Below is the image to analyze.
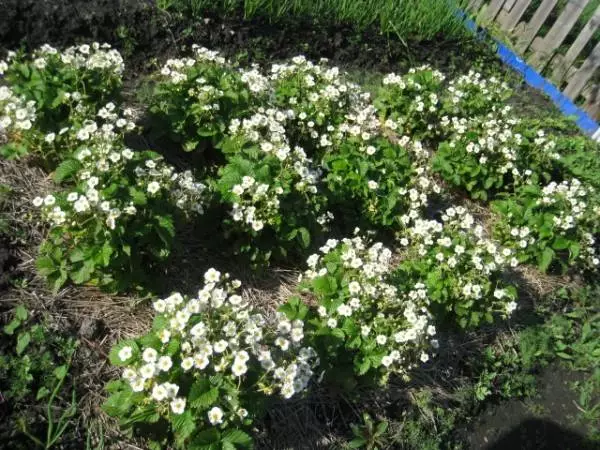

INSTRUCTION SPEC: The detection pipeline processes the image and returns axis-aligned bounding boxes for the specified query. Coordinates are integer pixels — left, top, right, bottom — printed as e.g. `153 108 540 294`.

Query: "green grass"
157 0 470 42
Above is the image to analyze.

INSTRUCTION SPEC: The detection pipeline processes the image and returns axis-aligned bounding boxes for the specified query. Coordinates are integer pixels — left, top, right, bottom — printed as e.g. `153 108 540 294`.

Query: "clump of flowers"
441 70 512 118
270 56 370 157
217 107 329 262
323 136 440 230
434 112 559 200
106 269 318 449
376 65 446 140
493 179 600 272
395 206 519 328
34 104 209 291
1 43 123 137
0 85 38 158
150 46 257 152
280 233 436 385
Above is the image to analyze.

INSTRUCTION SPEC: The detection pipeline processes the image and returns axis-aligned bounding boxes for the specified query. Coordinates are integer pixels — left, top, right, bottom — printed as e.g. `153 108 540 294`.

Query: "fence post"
528 0 592 71
514 0 559 53
551 5 600 85
497 0 533 30
564 40 600 100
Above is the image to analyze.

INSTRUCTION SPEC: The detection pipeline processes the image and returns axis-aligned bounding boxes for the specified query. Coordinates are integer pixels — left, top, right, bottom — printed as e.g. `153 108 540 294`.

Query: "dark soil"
0 0 495 75
0 236 19 291
468 363 597 450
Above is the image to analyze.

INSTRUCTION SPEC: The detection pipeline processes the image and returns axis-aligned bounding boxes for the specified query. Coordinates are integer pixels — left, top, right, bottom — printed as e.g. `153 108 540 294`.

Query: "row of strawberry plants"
2 43 600 449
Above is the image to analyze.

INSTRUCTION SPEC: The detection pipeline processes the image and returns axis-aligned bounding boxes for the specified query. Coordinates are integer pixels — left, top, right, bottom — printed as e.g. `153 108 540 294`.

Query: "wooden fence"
467 0 600 119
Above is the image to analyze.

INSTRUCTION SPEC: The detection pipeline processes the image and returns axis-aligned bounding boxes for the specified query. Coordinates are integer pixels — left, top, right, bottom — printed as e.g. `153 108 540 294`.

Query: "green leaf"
54 365 68 380
156 215 175 238
120 405 161 427
36 256 58 277
69 248 86 263
297 227 310 248
173 410 196 444
357 357 371 375
556 352 573 360
192 428 221 445
278 297 307 321
184 139 200 152
103 389 137 417
348 438 368 448
71 261 94 284
375 420 388 435
4 318 22 335
189 380 219 408
539 247 555 272
16 332 31 355
36 386 50 400
552 236 570 250
312 276 336 296
53 159 81 183
129 187 147 206
222 442 236 450
14 305 28 321
100 242 113 266
222 429 253 447
568 241 580 260
52 270 68 292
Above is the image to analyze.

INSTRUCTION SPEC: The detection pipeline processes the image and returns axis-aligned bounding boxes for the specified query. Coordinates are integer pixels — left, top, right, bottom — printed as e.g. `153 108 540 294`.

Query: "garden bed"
0 2 598 450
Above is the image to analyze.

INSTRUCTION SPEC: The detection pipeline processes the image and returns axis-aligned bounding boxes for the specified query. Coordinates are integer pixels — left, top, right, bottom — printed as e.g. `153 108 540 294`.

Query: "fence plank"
582 84 600 119
564 40 600 99
515 0 559 53
497 0 533 30
482 0 507 21
551 5 600 84
529 0 592 70
468 0 486 10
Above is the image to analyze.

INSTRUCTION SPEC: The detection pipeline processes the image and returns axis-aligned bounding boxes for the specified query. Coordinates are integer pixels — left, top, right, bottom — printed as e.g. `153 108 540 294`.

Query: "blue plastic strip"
457 11 600 138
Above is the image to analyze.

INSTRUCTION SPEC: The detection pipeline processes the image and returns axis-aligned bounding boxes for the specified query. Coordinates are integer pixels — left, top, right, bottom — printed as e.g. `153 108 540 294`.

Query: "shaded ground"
469 364 596 449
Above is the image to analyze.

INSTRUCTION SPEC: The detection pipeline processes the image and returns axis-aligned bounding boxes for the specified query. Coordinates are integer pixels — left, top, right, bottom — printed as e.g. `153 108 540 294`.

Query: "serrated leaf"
173 410 196 444
222 442 236 450
71 260 94 284
189 379 219 409
222 429 253 447
539 247 555 272
4 318 22 335
36 386 50 400
192 387 219 409
103 389 137 418
36 256 58 277
129 187 147 206
357 357 371 375
312 276 336 296
14 305 28 321
54 365 68 380
192 428 221 445
53 159 81 183
120 405 161 427
16 332 31 355
552 236 570 250
156 215 175 238
297 227 310 248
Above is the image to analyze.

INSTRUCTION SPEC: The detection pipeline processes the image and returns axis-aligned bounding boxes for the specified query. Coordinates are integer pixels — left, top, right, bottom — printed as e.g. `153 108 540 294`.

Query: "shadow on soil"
484 419 597 450
469 363 597 450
